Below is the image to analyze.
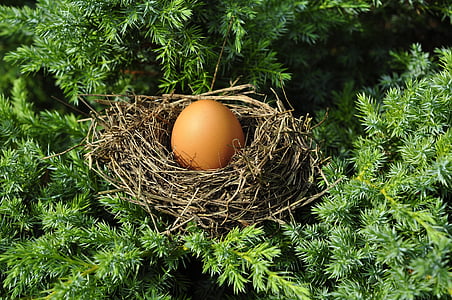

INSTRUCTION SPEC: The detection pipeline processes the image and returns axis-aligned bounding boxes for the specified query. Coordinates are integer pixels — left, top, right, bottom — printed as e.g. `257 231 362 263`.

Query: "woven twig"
85 85 323 235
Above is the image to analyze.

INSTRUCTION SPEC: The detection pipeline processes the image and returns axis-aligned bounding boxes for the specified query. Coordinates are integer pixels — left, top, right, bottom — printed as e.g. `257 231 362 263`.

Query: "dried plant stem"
210 18 234 91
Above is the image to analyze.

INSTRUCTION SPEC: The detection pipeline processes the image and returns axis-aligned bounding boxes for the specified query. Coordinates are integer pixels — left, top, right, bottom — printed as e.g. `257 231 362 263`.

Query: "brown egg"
171 99 245 170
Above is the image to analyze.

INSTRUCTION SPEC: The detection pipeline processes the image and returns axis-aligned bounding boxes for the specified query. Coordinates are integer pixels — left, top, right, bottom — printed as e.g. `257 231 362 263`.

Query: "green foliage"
0 79 312 298
0 78 85 152
0 1 63 109
185 226 310 299
314 43 448 159
291 49 452 299
280 0 452 113
4 0 441 103
313 81 362 159
0 1 452 299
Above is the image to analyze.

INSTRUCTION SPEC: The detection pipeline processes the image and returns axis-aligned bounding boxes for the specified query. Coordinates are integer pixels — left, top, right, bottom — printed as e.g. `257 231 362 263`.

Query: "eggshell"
171 99 245 170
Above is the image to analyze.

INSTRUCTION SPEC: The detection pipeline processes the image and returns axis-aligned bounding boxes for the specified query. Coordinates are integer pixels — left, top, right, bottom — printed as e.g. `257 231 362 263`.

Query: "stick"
210 18 234 91
42 141 86 160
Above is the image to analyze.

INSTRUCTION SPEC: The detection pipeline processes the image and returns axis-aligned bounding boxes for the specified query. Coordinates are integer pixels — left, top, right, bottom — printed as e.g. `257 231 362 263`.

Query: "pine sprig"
184 226 310 299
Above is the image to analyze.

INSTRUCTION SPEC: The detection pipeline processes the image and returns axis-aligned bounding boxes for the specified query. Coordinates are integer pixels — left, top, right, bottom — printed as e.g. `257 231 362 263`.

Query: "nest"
85 85 324 235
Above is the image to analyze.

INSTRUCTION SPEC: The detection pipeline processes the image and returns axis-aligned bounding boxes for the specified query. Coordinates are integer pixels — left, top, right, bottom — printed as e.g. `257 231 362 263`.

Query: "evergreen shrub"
0 0 451 299
292 48 452 299
4 0 451 106
1 47 450 300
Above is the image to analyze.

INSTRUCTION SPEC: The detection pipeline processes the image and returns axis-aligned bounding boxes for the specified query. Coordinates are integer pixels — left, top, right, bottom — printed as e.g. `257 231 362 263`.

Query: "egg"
171 99 245 170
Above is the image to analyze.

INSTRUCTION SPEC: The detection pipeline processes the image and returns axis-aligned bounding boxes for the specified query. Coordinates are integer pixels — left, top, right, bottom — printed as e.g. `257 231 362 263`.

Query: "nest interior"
85 85 323 235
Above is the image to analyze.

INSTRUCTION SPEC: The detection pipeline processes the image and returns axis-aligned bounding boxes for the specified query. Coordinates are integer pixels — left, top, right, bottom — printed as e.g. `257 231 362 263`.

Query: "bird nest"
85 85 325 235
